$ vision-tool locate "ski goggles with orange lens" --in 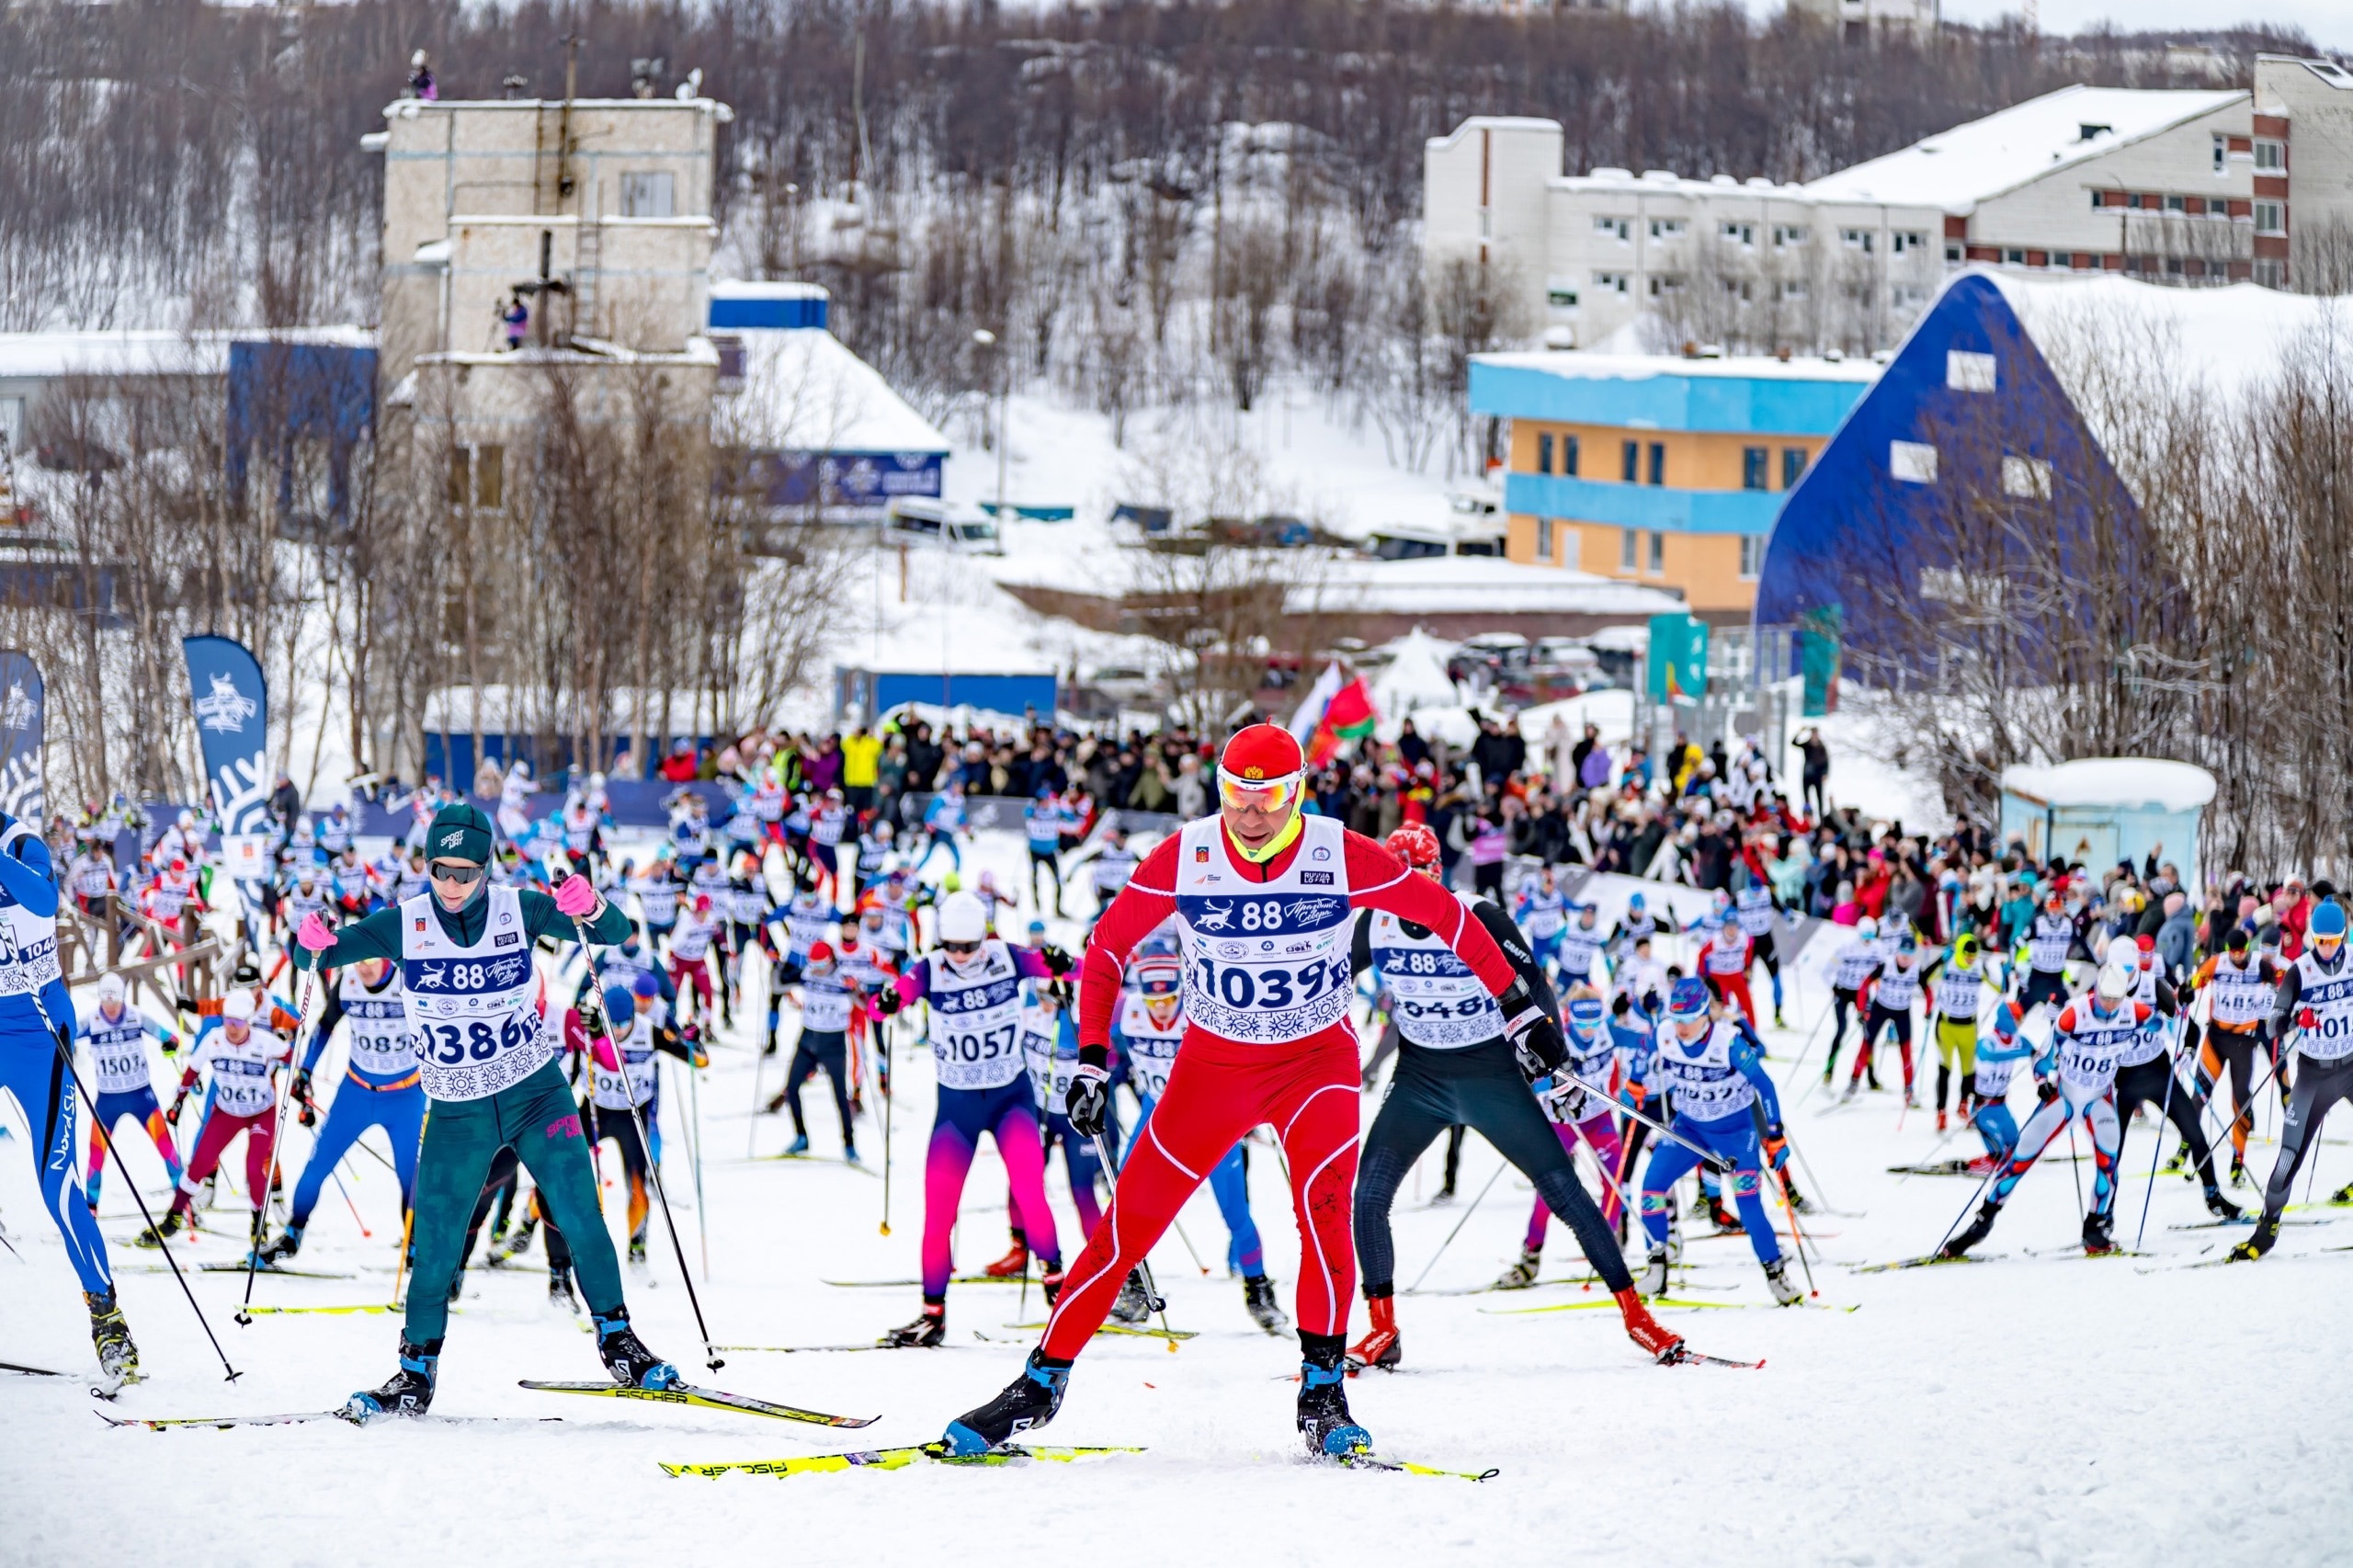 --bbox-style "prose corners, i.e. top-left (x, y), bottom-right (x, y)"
top-left (1216, 769), bottom-right (1304, 815)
